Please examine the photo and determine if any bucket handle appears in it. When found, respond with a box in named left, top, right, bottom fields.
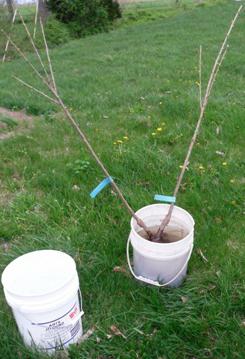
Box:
left=70, top=309, right=84, bottom=324
left=126, top=236, right=194, bottom=287
left=69, top=289, right=84, bottom=324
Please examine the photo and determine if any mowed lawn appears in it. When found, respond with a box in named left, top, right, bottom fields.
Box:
left=0, top=1, right=245, bottom=358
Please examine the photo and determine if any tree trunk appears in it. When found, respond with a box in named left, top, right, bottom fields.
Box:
left=38, top=0, right=49, bottom=23
left=6, top=0, right=15, bottom=20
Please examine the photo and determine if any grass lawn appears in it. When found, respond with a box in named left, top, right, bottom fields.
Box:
left=118, top=0, right=225, bottom=25
left=0, top=5, right=71, bottom=61
left=0, top=0, right=245, bottom=358
left=0, top=0, right=226, bottom=60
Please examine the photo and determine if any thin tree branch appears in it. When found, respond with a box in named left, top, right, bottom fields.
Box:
left=1, top=30, right=46, bottom=83
left=208, top=44, right=228, bottom=99
left=33, top=0, right=39, bottom=39
left=199, top=45, right=202, bottom=109
left=201, top=5, right=242, bottom=110
left=156, top=5, right=243, bottom=241
left=17, top=10, right=50, bottom=82
left=1, top=30, right=57, bottom=103
left=39, top=18, right=57, bottom=94
left=10, top=15, right=153, bottom=238
left=14, top=76, right=59, bottom=105
left=54, top=94, right=150, bottom=234
left=2, top=8, right=17, bottom=63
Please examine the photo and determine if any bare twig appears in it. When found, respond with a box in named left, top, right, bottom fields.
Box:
left=33, top=0, right=39, bottom=39
left=55, top=94, right=151, bottom=232
left=1, top=30, right=47, bottom=85
left=39, top=18, right=57, bottom=93
left=2, top=8, right=17, bottom=63
left=14, top=76, right=59, bottom=105
left=2, top=30, right=59, bottom=106
left=156, top=5, right=243, bottom=241
left=17, top=11, right=50, bottom=82
left=199, top=45, right=202, bottom=109
left=8, top=17, right=153, bottom=238
left=208, top=44, right=228, bottom=99
left=39, top=21, right=151, bottom=234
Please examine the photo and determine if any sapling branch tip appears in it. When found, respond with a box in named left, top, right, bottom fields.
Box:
left=2, top=8, right=17, bottom=63
left=39, top=18, right=57, bottom=94
left=17, top=10, right=50, bottom=82
left=13, top=76, right=59, bottom=105
left=4, top=16, right=153, bottom=239
left=199, top=45, right=202, bottom=109
left=3, top=5, right=243, bottom=244
left=33, top=0, right=39, bottom=40
left=155, top=5, right=243, bottom=242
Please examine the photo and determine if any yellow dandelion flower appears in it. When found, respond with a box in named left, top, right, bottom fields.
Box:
left=123, top=136, right=129, bottom=140
left=117, top=140, right=123, bottom=144
left=152, top=132, right=156, bottom=136
left=222, top=162, right=227, bottom=166
left=230, top=179, right=235, bottom=184
left=156, top=127, right=162, bottom=132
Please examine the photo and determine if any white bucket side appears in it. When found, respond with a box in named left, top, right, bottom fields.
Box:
left=3, top=273, right=80, bottom=313
left=1, top=250, right=84, bottom=353
left=12, top=290, right=83, bottom=352
left=128, top=204, right=195, bottom=287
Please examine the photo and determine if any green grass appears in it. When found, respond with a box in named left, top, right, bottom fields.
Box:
left=0, top=116, right=18, bottom=129
left=0, top=1, right=245, bottom=358
left=118, top=0, right=226, bottom=26
left=0, top=0, right=225, bottom=61
left=0, top=6, right=71, bottom=60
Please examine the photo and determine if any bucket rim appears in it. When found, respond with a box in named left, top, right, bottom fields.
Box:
left=4, top=283, right=80, bottom=314
left=1, top=250, right=77, bottom=298
left=130, top=203, right=195, bottom=247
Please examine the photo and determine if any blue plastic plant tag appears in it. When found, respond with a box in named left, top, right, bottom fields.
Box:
left=154, top=194, right=176, bottom=203
left=90, top=177, right=113, bottom=198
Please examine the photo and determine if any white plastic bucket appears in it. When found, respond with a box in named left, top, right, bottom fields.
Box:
left=1, top=250, right=84, bottom=353
left=127, top=204, right=195, bottom=287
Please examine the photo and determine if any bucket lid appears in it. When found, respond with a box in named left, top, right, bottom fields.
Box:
left=1, top=250, right=77, bottom=297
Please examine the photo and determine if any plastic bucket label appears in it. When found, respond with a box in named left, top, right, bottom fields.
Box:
left=34, top=301, right=81, bottom=349
left=13, top=291, right=83, bottom=351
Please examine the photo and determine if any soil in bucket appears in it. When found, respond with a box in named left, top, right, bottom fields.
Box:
left=138, top=225, right=188, bottom=243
